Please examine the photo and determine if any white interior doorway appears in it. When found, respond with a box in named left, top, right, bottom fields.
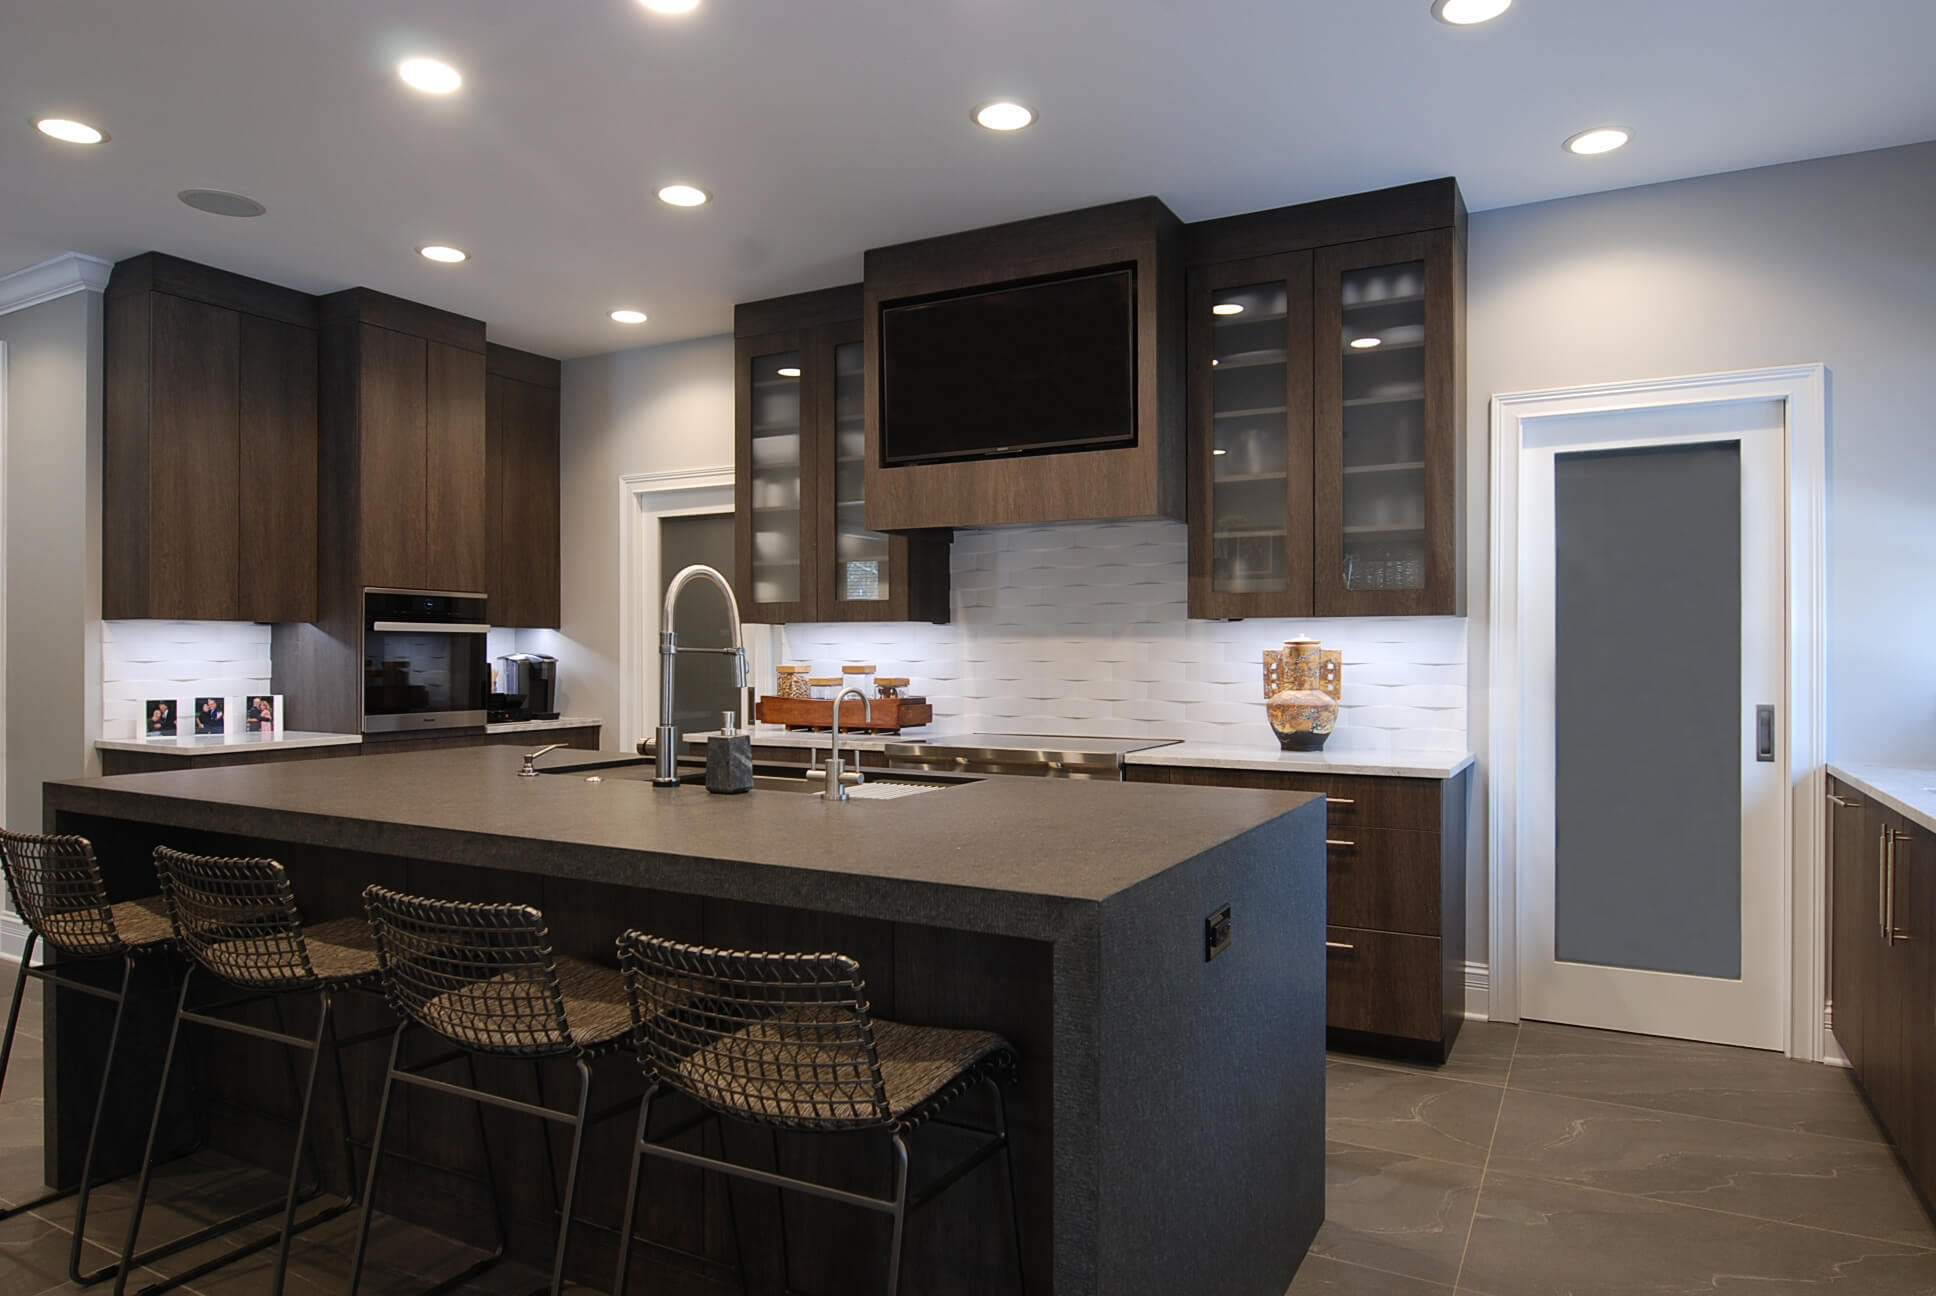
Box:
left=1489, top=366, right=1828, bottom=1058
left=617, top=468, right=770, bottom=754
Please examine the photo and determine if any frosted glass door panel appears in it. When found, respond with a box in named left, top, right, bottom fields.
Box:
left=1209, top=282, right=1291, bottom=594
left=748, top=349, right=803, bottom=605
left=830, top=340, right=889, bottom=603
left=1553, top=442, right=1743, bottom=979
left=1336, top=260, right=1427, bottom=592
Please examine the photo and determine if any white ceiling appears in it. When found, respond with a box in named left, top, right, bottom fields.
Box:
left=4, top=0, right=1933, bottom=359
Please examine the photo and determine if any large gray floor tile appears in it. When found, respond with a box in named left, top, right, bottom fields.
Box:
left=1286, top=1252, right=1453, bottom=1293
left=1308, top=1140, right=1481, bottom=1286
left=1509, top=1022, right=1884, bottom=1142
left=1326, top=1061, right=1505, bottom=1167
left=1329, top=1020, right=1519, bottom=1089
left=1461, top=1171, right=1936, bottom=1295
left=1488, top=1087, right=1936, bottom=1249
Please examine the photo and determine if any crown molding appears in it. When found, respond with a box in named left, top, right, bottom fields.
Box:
left=0, top=253, right=113, bottom=318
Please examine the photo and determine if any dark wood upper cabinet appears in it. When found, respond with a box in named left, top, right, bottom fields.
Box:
left=104, top=253, right=318, bottom=622
left=1183, top=182, right=1466, bottom=619
left=321, top=289, right=488, bottom=596
left=735, top=288, right=949, bottom=624
left=485, top=344, right=562, bottom=629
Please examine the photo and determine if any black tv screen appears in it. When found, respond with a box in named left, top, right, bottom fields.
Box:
left=880, top=267, right=1137, bottom=466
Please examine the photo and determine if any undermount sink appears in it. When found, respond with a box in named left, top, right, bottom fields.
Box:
left=538, top=755, right=975, bottom=793
left=677, top=771, right=826, bottom=794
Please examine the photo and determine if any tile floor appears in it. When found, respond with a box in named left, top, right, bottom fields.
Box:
left=4, top=961, right=1934, bottom=1294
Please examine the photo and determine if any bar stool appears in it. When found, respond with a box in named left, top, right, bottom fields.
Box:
left=0, top=829, right=181, bottom=1286
left=611, top=931, right=1025, bottom=1296
left=115, top=847, right=390, bottom=1296
left=352, top=885, right=636, bottom=1296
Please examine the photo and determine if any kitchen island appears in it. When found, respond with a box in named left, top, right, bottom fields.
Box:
left=42, top=747, right=1326, bottom=1296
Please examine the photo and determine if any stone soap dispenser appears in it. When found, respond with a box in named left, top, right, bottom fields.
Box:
left=705, top=711, right=755, bottom=794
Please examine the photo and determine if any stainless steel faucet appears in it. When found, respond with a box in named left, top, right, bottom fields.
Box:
left=820, top=687, right=872, bottom=801
left=519, top=743, right=566, bottom=777
left=654, top=564, right=748, bottom=788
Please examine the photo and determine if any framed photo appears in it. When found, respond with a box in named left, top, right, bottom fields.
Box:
left=193, top=696, right=227, bottom=737
left=144, top=699, right=180, bottom=739
left=245, top=694, right=283, bottom=734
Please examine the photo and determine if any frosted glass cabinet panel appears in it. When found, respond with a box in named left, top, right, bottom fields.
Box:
left=1313, top=229, right=1460, bottom=617
left=826, top=335, right=891, bottom=606
left=1186, top=251, right=1314, bottom=619
left=736, top=332, right=816, bottom=624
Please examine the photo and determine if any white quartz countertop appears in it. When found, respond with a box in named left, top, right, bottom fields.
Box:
left=1827, top=763, right=1936, bottom=836
left=1124, top=743, right=1475, bottom=780
left=686, top=726, right=1473, bottom=779
left=484, top=716, right=602, bottom=735
left=96, top=731, right=363, bottom=756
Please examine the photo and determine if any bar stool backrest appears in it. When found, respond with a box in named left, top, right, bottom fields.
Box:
left=362, top=885, right=578, bottom=1057
left=154, top=847, right=319, bottom=990
left=0, top=830, right=122, bottom=958
left=618, top=931, right=892, bottom=1131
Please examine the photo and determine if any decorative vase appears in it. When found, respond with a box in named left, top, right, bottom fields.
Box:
left=1263, top=637, right=1343, bottom=751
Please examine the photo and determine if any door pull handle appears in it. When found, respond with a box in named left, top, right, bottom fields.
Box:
left=1325, top=839, right=1355, bottom=848
left=1324, top=941, right=1355, bottom=952
left=1755, top=705, right=1776, bottom=762
left=1888, top=828, right=1913, bottom=944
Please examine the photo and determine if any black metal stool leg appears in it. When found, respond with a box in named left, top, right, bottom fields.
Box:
left=884, top=1133, right=911, bottom=1296
left=547, top=1059, right=595, bottom=1296
left=989, top=1077, right=1026, bottom=1295
left=347, top=1024, right=406, bottom=1296
left=112, top=968, right=192, bottom=1296
left=611, top=1086, right=655, bottom=1296
left=65, top=956, right=137, bottom=1284
left=266, top=992, right=335, bottom=1296
left=0, top=933, right=37, bottom=1118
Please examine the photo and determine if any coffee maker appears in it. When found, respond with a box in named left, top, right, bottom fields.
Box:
left=495, top=653, right=558, bottom=721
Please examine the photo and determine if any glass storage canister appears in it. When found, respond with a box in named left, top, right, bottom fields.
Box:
left=875, top=676, right=910, bottom=700
left=841, top=664, right=876, bottom=696
left=776, top=665, right=812, bottom=700
left=808, top=677, right=843, bottom=702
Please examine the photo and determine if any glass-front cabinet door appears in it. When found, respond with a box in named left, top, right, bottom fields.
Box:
left=1313, top=229, right=1459, bottom=616
left=735, top=330, right=817, bottom=623
left=1187, top=252, right=1314, bottom=618
left=818, top=323, right=900, bottom=617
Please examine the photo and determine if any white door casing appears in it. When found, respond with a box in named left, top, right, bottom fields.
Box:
left=1517, top=400, right=1787, bottom=1049
left=1488, top=365, right=1828, bottom=1059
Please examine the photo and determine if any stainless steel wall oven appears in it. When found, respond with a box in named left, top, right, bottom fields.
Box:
left=362, top=589, right=490, bottom=732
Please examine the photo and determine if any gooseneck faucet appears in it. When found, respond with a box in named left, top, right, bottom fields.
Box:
left=822, top=688, right=872, bottom=801
left=655, top=564, right=748, bottom=788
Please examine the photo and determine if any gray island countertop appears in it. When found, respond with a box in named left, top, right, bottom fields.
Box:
left=47, top=745, right=1319, bottom=936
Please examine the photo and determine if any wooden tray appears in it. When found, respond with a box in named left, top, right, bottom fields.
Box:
left=754, top=695, right=932, bottom=733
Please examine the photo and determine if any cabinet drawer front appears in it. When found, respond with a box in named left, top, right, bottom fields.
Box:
left=1325, top=925, right=1442, bottom=1041
left=1327, top=829, right=1441, bottom=935
left=1129, top=765, right=1441, bottom=831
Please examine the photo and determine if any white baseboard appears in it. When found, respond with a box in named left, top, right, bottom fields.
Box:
left=1464, top=960, right=1490, bottom=1022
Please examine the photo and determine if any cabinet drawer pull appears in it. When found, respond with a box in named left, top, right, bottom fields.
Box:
left=1881, top=826, right=1892, bottom=941
left=1827, top=793, right=1862, bottom=808
left=1324, top=941, right=1356, bottom=952
left=1888, top=828, right=1913, bottom=944
left=1326, top=839, right=1355, bottom=848
left=1325, top=797, right=1356, bottom=807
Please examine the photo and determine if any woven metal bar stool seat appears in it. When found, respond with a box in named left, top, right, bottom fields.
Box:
left=612, top=932, right=1025, bottom=1296
left=114, top=848, right=393, bottom=1296
left=0, top=830, right=191, bottom=1287
left=351, top=886, right=636, bottom=1296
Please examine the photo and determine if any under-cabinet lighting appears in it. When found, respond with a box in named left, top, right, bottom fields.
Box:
left=398, top=58, right=462, bottom=95
left=1564, top=126, right=1631, bottom=156
left=35, top=117, right=107, bottom=144
left=1350, top=337, right=1383, bottom=349
left=1211, top=303, right=1244, bottom=316
left=776, top=367, right=802, bottom=378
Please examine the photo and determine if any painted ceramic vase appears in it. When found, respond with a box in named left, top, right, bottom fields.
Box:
left=1263, top=637, right=1343, bottom=751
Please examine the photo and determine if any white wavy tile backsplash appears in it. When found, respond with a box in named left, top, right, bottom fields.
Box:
left=101, top=621, right=273, bottom=739
left=780, top=520, right=1468, bottom=753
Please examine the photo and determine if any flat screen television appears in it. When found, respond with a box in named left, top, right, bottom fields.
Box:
left=879, top=267, right=1137, bottom=466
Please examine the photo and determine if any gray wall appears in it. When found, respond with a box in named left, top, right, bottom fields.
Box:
left=555, top=334, right=736, bottom=747
left=1464, top=138, right=1936, bottom=963
left=2, top=289, right=105, bottom=841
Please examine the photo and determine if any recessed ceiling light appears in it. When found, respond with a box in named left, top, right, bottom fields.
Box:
left=974, top=101, right=1036, bottom=132
left=179, top=188, right=266, bottom=218
left=1211, top=303, right=1244, bottom=316
left=1564, top=126, right=1632, bottom=156
left=398, top=57, right=462, bottom=95
left=35, top=117, right=107, bottom=144
left=776, top=366, right=802, bottom=378
left=656, top=183, right=710, bottom=208
left=610, top=309, right=648, bottom=325
left=1431, top=0, right=1512, bottom=25
left=418, top=244, right=468, bottom=263
left=1350, top=336, right=1383, bottom=349
left=639, top=0, right=701, bottom=12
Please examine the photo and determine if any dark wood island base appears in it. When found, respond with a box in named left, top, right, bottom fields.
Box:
left=43, top=749, right=1326, bottom=1295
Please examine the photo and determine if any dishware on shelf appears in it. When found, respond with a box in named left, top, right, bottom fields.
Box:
left=1262, top=637, right=1343, bottom=751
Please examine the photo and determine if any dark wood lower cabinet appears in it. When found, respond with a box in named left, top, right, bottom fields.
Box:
left=98, top=726, right=602, bottom=776
left=1829, top=776, right=1936, bottom=1219
left=1130, top=761, right=1468, bottom=1060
